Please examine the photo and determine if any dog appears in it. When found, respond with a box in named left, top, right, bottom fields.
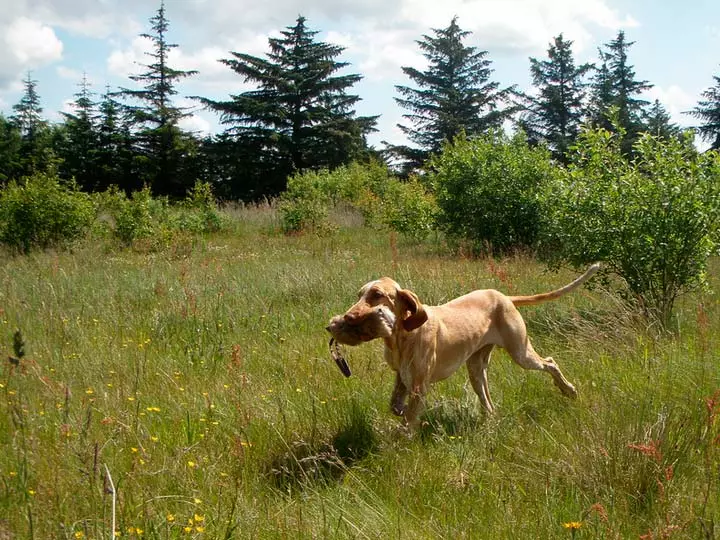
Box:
left=326, top=264, right=599, bottom=428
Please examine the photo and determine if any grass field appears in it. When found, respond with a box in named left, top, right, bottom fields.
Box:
left=1, top=206, right=719, bottom=539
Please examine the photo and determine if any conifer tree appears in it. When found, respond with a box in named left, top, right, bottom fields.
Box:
left=57, top=74, right=99, bottom=189
left=97, top=87, right=138, bottom=192
left=10, top=73, right=56, bottom=176
left=518, top=34, right=592, bottom=162
left=117, top=0, right=198, bottom=197
left=588, top=31, right=652, bottom=153
left=688, top=69, right=720, bottom=150
left=201, top=16, right=377, bottom=198
left=0, top=115, right=22, bottom=183
left=392, top=17, right=514, bottom=172
left=644, top=99, right=681, bottom=140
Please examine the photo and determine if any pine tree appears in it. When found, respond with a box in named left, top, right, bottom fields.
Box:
left=201, top=16, right=377, bottom=198
left=57, top=74, right=99, bottom=190
left=588, top=31, right=652, bottom=153
left=117, top=0, right=198, bottom=197
left=518, top=34, right=592, bottom=162
left=392, top=17, right=514, bottom=172
left=0, top=115, right=22, bottom=183
left=97, top=87, right=138, bottom=192
left=644, top=99, right=681, bottom=140
left=10, top=73, right=56, bottom=176
left=688, top=69, right=720, bottom=150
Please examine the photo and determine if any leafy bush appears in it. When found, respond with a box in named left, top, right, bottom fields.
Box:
left=429, top=131, right=560, bottom=254
left=541, top=127, right=720, bottom=325
left=95, top=182, right=225, bottom=247
left=0, top=173, right=94, bottom=253
left=279, top=170, right=333, bottom=233
left=279, top=161, right=437, bottom=238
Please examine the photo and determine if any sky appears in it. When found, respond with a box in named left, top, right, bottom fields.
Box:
left=0, top=0, right=718, bottom=148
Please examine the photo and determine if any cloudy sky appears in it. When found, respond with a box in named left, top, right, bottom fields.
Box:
left=0, top=0, right=718, bottom=147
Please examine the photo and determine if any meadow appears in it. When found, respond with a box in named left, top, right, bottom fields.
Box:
left=0, top=205, right=718, bottom=539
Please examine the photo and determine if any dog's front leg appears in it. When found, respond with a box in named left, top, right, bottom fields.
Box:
left=402, top=382, right=427, bottom=430
left=390, top=372, right=408, bottom=416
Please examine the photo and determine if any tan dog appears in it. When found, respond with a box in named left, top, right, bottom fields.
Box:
left=327, top=264, right=599, bottom=428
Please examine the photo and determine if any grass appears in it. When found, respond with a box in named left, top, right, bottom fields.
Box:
left=0, top=206, right=718, bottom=539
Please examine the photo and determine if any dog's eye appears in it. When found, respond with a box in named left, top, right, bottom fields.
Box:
left=369, top=289, right=384, bottom=300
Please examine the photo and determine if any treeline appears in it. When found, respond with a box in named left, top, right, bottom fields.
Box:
left=1, top=4, right=720, bottom=200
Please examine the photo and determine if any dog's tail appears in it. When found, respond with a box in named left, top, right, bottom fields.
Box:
left=510, top=263, right=600, bottom=307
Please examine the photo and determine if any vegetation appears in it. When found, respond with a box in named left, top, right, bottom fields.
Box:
left=429, top=131, right=557, bottom=254
left=391, top=17, right=513, bottom=172
left=689, top=66, right=720, bottom=150
left=0, top=208, right=718, bottom=538
left=541, top=126, right=720, bottom=325
left=199, top=16, right=378, bottom=199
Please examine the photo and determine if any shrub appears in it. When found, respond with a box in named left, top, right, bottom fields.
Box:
left=540, top=127, right=720, bottom=326
left=381, top=178, right=437, bottom=241
left=279, top=170, right=332, bottom=233
left=0, top=173, right=94, bottom=253
left=429, top=131, right=560, bottom=254
left=279, top=161, right=437, bottom=238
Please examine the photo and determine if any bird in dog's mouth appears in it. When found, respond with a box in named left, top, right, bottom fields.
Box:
left=325, top=306, right=396, bottom=378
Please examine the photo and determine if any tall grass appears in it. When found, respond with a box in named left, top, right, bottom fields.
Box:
left=0, top=208, right=718, bottom=538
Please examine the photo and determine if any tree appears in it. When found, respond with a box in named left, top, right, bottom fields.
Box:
left=644, top=99, right=681, bottom=140
left=117, top=0, right=199, bottom=197
left=517, top=34, right=592, bottom=162
left=96, top=87, right=138, bottom=192
left=541, top=125, right=720, bottom=326
left=687, top=69, right=720, bottom=150
left=392, top=17, right=514, bottom=172
left=10, top=73, right=56, bottom=176
left=201, top=16, right=377, bottom=199
left=0, top=115, right=22, bottom=184
left=587, top=31, right=652, bottom=154
left=57, top=74, right=99, bottom=190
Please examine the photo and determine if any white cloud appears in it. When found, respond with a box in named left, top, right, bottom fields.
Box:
left=4, top=17, right=63, bottom=65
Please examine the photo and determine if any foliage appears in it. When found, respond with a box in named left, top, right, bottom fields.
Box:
left=93, top=181, right=224, bottom=248
left=279, top=160, right=437, bottom=238
left=540, top=126, right=720, bottom=325
left=0, top=173, right=94, bottom=253
left=688, top=69, right=720, bottom=150
left=517, top=34, right=592, bottom=163
left=588, top=31, right=653, bottom=154
left=392, top=17, right=514, bottom=173
left=429, top=130, right=559, bottom=254
left=200, top=16, right=377, bottom=198
left=116, top=1, right=199, bottom=197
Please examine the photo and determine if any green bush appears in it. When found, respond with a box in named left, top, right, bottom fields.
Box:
left=429, top=131, right=559, bottom=254
left=541, top=127, right=720, bottom=325
left=279, top=161, right=437, bottom=238
left=0, top=173, right=94, bottom=253
left=279, top=170, right=332, bottom=233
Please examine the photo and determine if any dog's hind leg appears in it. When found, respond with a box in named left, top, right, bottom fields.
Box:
left=466, top=345, right=495, bottom=413
left=506, top=337, right=577, bottom=398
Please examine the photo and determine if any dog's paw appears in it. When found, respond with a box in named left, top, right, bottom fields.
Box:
left=391, top=403, right=406, bottom=416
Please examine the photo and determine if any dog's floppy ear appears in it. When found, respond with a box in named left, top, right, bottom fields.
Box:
left=398, top=288, right=428, bottom=332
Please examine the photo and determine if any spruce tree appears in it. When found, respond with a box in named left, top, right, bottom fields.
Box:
left=57, top=74, right=99, bottom=190
left=201, top=16, right=377, bottom=198
left=97, top=87, right=138, bottom=192
left=392, top=17, right=514, bottom=172
left=518, top=34, right=592, bottom=162
left=644, top=99, right=681, bottom=140
left=688, top=69, right=720, bottom=150
left=0, top=115, right=22, bottom=183
left=10, top=73, right=56, bottom=176
left=588, top=31, right=652, bottom=153
left=117, top=0, right=198, bottom=197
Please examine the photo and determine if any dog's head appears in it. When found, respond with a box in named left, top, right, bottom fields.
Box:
left=326, top=277, right=429, bottom=348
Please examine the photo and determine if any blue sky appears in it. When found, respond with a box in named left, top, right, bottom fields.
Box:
left=0, top=0, right=718, bottom=148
